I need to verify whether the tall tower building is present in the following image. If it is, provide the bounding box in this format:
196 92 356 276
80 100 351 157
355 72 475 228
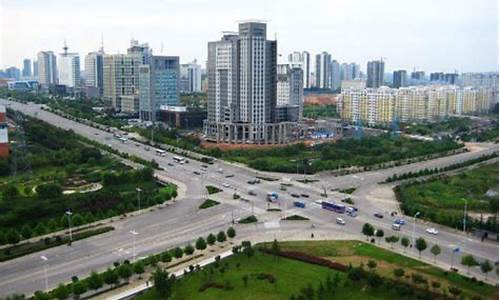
366 59 385 88
205 21 294 144
393 70 407 88
37 51 57 87
33 60 38 77
22 59 32 78
85 51 104 97
58 42 81 90
315 52 332 88
180 59 202 93
139 56 180 121
103 54 141 112
302 51 311 88
331 60 341 90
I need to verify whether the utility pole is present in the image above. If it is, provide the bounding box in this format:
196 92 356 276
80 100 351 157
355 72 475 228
412 211 420 248
65 210 73 244
136 187 143 211
40 255 49 291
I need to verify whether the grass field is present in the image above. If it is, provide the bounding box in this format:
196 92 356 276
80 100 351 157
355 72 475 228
395 163 498 231
136 240 497 300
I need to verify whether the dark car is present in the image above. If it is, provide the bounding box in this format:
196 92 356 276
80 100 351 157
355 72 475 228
374 213 384 219
300 193 310 198
291 193 300 198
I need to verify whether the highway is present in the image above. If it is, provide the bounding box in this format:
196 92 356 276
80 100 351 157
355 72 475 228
0 99 498 297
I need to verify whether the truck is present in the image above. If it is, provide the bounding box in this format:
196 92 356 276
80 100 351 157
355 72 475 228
346 206 357 217
266 192 279 202
321 201 346 214
293 201 306 208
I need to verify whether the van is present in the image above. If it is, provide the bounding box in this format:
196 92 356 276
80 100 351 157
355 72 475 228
392 223 401 231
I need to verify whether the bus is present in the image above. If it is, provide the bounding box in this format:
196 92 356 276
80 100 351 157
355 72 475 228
321 201 346 214
155 149 167 157
173 156 184 163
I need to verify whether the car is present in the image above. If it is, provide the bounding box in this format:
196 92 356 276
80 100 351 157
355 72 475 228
336 218 346 225
193 171 201 175
426 228 439 235
392 223 401 231
248 190 257 196
225 174 235 178
247 180 256 185
144 147 150 151
94 132 99 135
374 213 384 219
291 193 300 198
394 218 406 225
300 193 310 198
135 143 140 147
167 163 174 166
223 183 230 188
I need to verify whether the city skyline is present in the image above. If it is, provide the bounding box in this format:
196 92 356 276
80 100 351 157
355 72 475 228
1 0 498 73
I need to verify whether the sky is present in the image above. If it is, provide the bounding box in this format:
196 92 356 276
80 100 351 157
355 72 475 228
1 0 498 73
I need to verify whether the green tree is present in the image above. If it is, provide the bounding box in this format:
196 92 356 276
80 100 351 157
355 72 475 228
480 260 493 280
367 260 377 272
33 223 47 236
227 227 236 238
52 283 70 300
172 247 184 259
207 233 216 245
217 231 227 243
430 244 441 263
152 268 171 298
393 268 405 281
87 271 103 290
401 236 410 252
71 281 87 299
367 272 383 288
3 185 19 199
362 223 375 241
448 286 462 299
375 229 384 243
195 237 207 250
161 251 172 263
102 268 119 286
184 244 195 255
32 291 49 300
36 182 62 199
415 237 427 258
20 225 32 239
385 235 399 249
117 264 133 281
133 262 145 275
242 274 249 287
6 229 20 245
271 239 280 259
461 254 478 274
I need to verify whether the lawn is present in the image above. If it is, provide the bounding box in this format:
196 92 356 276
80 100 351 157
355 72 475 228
199 199 220 209
395 163 499 232
136 250 430 300
203 135 462 173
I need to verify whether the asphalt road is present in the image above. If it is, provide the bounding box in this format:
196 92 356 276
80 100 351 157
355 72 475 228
0 99 498 297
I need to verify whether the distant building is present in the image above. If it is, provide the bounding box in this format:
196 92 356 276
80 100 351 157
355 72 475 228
411 71 425 81
33 60 38 78
331 60 341 90
22 59 32 78
341 80 366 90
7 80 39 92
430 72 444 82
180 60 202 93
366 60 384 88
159 105 206 129
277 64 303 121
444 73 459 85
0 105 8 158
37 51 58 87
288 51 310 89
58 43 80 92
315 52 332 89
85 51 104 98
392 70 407 88
138 56 180 121
5 67 20 80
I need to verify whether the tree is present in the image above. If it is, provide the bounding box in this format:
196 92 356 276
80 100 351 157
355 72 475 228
87 271 103 290
207 233 216 245
375 229 384 243
33 223 47 236
367 272 383 288
52 284 70 300
117 264 133 281
161 251 172 263
415 237 427 258
430 244 441 263
385 235 399 249
242 274 249 287
243 245 255 259
6 229 20 245
480 260 493 280
401 236 410 252
172 247 184 259
367 260 377 272
133 262 145 275
36 182 62 199
271 239 280 259
32 291 49 300
71 281 87 299
20 225 32 240
227 227 236 238
217 231 227 243
184 244 195 255
152 268 171 298
448 286 462 299
102 268 119 286
461 255 478 274
393 268 405 281
362 223 375 240
195 237 207 250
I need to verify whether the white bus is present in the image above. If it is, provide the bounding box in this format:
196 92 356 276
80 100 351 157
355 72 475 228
155 149 167 157
173 156 184 163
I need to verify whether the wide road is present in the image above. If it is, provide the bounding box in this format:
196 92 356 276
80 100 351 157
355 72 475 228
0 99 498 297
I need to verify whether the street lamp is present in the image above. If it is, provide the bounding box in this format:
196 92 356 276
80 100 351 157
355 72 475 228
136 187 143 211
40 255 49 291
130 230 139 261
412 211 420 248
65 209 73 244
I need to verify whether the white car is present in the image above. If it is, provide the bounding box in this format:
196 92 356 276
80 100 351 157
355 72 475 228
223 183 230 188
336 218 346 225
426 228 439 235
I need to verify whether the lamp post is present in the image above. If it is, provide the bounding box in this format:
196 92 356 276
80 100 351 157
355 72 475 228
65 209 73 244
40 255 49 291
136 187 143 211
412 211 420 248
130 230 138 261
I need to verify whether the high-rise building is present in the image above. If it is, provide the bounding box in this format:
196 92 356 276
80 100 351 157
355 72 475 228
331 60 341 90
22 59 32 78
411 71 425 81
204 21 295 144
5 67 20 80
315 52 332 89
392 70 407 88
288 51 310 89
58 43 80 90
127 39 152 64
366 60 384 88
180 59 202 93
277 64 303 121
430 72 445 82
139 56 180 121
85 51 104 97
33 60 38 78
351 63 360 79
444 73 459 85
103 54 141 112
